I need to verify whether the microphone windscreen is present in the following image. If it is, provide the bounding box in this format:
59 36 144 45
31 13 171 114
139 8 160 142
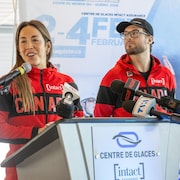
110 79 125 94
122 100 136 113
22 62 32 73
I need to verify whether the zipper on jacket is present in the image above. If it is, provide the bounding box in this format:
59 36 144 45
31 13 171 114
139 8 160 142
40 70 48 124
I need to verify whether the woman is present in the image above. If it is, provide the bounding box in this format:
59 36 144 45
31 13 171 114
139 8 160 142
0 20 84 180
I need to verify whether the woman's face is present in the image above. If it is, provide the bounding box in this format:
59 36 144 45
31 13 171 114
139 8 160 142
18 25 51 69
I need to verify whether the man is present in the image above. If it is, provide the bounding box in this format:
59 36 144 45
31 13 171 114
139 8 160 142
94 18 176 117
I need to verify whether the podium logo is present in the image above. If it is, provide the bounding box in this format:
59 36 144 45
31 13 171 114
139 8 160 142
113 131 141 148
114 162 145 180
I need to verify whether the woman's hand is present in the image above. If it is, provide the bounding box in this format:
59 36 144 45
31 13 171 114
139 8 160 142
38 122 54 134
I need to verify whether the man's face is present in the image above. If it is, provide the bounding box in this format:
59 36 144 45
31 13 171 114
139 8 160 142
123 25 153 55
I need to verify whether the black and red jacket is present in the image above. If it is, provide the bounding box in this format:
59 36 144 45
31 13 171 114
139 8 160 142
94 54 176 117
0 66 84 157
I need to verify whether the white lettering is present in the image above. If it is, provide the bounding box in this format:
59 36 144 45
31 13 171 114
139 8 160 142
46 84 63 91
151 78 165 85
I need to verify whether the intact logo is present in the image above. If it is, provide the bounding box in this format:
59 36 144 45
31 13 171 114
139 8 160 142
113 131 141 148
151 78 165 85
46 84 63 91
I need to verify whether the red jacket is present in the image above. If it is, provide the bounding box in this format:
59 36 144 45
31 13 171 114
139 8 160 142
0 66 84 180
94 54 176 117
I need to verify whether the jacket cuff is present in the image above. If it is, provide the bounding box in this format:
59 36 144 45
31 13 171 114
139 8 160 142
31 127 39 138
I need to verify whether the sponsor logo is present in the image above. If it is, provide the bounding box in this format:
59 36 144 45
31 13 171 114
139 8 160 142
114 162 145 180
46 84 63 91
113 131 141 148
151 78 165 85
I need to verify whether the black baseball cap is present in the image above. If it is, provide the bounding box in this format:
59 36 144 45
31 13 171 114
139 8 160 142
116 18 153 36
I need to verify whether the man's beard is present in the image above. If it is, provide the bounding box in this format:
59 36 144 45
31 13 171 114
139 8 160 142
126 45 145 55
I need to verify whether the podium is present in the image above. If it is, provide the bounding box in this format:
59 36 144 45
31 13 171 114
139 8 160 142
1 118 180 180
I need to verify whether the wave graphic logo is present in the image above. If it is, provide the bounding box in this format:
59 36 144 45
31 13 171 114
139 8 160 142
113 131 141 148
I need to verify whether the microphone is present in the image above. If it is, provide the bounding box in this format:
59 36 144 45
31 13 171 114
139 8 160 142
56 82 80 119
62 82 79 101
111 78 155 100
0 62 32 86
111 78 140 101
111 78 180 113
122 96 180 122
157 96 180 113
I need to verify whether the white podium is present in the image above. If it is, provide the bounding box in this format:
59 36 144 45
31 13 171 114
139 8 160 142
1 118 180 180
